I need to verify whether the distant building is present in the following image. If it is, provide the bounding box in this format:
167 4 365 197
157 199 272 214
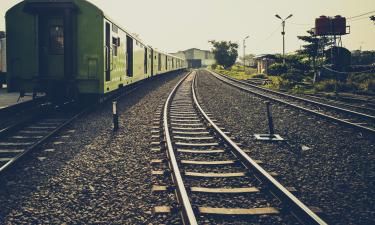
171 48 215 68
254 54 277 74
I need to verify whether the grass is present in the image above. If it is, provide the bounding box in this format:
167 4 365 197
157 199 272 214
214 65 257 80
211 65 375 96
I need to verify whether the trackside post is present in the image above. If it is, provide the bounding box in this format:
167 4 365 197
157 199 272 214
113 101 119 131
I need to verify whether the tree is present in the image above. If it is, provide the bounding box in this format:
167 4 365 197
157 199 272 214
297 30 332 83
239 54 255 66
209 40 238 69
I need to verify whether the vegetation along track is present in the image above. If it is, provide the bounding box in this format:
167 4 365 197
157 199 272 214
159 70 326 224
208 70 375 134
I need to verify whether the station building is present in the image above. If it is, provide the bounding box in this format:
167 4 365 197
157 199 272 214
254 54 277 74
171 48 215 68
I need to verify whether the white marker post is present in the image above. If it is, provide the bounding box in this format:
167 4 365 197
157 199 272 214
113 101 119 131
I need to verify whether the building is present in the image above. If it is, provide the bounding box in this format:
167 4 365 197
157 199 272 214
171 48 215 68
254 54 277 74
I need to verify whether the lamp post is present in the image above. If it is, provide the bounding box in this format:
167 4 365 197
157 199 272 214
243 35 249 72
275 14 293 64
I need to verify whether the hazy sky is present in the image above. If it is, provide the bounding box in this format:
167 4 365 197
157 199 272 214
0 0 374 55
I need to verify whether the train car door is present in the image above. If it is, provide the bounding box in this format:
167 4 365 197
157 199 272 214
150 49 154 76
105 22 111 81
126 35 133 77
39 16 65 78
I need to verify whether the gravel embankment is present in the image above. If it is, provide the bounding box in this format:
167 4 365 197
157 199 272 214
196 70 375 225
0 71 186 224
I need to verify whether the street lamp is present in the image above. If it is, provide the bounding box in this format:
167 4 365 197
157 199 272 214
243 35 250 72
275 14 293 64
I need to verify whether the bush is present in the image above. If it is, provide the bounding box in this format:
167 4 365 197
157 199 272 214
315 80 356 92
278 79 294 90
359 79 375 92
252 74 267 79
348 73 375 83
268 63 288 76
211 64 218 70
281 69 304 83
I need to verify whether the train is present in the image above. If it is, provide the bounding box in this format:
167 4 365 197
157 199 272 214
6 0 186 101
0 32 5 87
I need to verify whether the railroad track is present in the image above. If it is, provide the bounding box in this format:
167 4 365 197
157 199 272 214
0 96 47 131
155 71 326 224
208 70 375 134
0 82 142 175
302 94 375 115
0 102 87 174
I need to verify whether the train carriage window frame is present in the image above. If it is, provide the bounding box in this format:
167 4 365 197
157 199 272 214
112 37 119 57
49 25 64 55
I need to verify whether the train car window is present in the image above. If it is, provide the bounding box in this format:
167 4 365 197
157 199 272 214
112 37 118 56
112 24 118 33
158 53 161 71
105 22 111 81
144 47 147 74
49 25 64 55
165 56 167 70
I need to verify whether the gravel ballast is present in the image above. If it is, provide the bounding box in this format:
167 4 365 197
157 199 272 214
196 70 375 225
0 71 186 224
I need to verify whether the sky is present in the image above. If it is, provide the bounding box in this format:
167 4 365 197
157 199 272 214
0 0 374 55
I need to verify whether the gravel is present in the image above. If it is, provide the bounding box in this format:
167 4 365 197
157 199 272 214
196 70 375 225
0 71 186 224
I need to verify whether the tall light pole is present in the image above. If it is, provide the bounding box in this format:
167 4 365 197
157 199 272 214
275 14 293 64
243 35 249 72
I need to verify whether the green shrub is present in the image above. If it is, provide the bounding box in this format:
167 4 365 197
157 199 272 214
211 64 218 70
279 79 294 90
281 69 304 83
359 79 375 92
315 80 356 92
252 74 267 79
268 63 288 76
348 73 375 83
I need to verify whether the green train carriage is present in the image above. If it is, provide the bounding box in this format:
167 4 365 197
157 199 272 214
6 0 186 100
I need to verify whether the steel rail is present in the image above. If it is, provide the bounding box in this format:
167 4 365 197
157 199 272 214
0 71 184 175
0 106 89 174
162 71 198 225
0 96 46 117
208 70 375 134
192 72 327 225
214 70 375 121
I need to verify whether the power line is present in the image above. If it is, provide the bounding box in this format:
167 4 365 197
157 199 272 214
347 16 374 23
264 23 282 40
289 22 313 27
347 10 375 20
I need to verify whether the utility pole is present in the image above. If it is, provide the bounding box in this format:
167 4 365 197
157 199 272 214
275 14 293 64
243 35 249 72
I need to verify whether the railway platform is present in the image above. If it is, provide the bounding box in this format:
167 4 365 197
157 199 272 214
0 88 33 109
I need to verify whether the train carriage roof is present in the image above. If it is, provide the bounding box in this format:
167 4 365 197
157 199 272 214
8 0 185 62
